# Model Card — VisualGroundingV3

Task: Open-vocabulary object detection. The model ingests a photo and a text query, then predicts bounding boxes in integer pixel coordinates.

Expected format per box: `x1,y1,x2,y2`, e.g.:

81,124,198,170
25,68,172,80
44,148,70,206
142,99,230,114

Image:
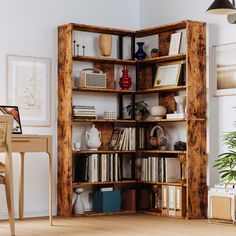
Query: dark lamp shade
207,0,236,15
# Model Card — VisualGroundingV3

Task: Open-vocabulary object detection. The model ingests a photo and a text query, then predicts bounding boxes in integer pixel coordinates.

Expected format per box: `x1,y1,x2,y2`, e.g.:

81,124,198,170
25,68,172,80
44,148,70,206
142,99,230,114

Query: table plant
126,101,149,120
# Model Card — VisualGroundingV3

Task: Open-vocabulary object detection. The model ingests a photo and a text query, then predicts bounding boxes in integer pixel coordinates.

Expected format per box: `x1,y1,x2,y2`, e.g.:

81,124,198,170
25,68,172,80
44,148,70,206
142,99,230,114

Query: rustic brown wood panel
186,21,206,119
94,63,115,89
139,65,153,89
96,124,114,150
159,92,177,114
186,21,207,219
158,31,174,56
187,120,207,218
58,24,73,217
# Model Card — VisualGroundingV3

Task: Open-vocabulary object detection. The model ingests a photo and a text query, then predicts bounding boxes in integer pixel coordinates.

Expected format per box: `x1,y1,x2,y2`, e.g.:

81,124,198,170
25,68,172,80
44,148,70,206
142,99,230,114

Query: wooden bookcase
58,20,206,219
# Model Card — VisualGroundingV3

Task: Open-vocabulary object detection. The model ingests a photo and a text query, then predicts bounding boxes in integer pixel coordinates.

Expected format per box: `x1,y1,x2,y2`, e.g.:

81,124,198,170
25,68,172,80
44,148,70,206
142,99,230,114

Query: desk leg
48,153,53,226
19,152,25,220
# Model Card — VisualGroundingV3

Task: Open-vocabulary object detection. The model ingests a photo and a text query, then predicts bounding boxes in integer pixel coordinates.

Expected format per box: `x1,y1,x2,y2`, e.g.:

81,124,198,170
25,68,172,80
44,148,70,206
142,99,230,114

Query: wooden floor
0,215,235,236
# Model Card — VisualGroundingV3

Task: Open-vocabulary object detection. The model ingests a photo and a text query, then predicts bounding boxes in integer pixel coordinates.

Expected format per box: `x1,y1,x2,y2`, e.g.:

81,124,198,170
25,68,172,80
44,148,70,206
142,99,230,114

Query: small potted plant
126,101,149,120
214,130,236,183
150,48,159,58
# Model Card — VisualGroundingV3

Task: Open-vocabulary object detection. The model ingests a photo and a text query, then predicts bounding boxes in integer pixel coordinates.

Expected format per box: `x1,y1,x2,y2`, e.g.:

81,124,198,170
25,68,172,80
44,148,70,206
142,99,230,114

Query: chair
0,115,15,235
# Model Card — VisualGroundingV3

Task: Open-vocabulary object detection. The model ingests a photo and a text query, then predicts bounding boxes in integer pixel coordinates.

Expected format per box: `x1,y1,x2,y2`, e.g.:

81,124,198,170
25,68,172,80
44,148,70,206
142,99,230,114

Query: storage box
208,187,236,223
93,190,121,213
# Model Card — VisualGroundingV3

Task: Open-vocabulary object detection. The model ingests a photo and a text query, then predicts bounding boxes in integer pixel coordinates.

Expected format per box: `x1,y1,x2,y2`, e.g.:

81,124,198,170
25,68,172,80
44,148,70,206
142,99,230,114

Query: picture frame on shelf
213,43,236,96
169,32,182,55
153,61,183,88
7,55,51,126
0,105,22,134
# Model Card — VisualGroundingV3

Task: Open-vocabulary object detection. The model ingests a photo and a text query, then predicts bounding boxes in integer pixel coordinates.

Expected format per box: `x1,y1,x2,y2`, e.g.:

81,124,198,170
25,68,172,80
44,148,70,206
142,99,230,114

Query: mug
74,142,81,151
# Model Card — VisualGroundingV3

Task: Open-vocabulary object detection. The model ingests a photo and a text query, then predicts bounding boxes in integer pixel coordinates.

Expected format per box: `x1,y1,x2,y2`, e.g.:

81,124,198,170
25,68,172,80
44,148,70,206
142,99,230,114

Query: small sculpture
174,95,186,114
86,124,101,150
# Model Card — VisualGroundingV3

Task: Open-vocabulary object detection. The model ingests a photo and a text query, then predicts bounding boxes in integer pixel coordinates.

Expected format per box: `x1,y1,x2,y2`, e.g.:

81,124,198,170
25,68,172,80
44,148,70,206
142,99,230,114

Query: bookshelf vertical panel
58,24,73,217
186,21,207,219
186,21,206,119
187,120,207,218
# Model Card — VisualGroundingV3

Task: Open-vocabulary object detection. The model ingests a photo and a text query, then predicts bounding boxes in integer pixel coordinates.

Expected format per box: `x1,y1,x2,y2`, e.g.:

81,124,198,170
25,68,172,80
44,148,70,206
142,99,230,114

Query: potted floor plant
214,131,236,183
126,101,149,120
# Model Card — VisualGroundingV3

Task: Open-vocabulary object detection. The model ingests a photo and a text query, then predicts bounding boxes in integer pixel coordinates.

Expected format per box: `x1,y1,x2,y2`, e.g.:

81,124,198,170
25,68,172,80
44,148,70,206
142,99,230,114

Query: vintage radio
79,68,106,88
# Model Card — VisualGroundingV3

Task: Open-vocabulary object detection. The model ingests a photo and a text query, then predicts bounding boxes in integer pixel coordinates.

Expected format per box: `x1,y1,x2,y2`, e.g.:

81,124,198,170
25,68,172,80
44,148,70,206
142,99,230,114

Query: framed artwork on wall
0,106,22,134
7,55,51,126
213,43,236,96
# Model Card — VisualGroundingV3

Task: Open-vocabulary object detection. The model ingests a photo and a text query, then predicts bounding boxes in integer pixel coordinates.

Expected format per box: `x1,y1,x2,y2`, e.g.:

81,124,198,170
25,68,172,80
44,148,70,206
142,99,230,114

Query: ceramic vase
119,65,132,90
73,188,85,214
99,34,112,57
150,105,167,119
135,42,147,60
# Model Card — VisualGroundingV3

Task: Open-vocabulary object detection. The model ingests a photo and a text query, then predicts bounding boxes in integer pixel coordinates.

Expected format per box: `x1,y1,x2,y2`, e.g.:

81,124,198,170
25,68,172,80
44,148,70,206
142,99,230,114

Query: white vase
150,105,167,119
73,188,85,215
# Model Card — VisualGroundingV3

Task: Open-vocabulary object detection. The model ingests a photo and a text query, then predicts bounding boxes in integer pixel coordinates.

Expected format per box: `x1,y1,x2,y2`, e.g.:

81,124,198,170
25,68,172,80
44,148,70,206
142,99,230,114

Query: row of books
109,127,136,150
141,157,181,183
73,105,96,119
73,154,121,182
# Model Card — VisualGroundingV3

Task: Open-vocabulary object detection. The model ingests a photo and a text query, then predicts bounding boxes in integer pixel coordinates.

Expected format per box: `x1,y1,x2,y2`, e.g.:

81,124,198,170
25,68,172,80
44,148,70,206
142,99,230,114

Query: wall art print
7,55,51,126
213,43,236,96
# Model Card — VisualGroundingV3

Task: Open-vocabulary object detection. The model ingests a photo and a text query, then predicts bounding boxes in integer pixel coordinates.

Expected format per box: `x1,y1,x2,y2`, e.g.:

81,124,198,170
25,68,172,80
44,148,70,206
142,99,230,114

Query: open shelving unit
58,20,206,219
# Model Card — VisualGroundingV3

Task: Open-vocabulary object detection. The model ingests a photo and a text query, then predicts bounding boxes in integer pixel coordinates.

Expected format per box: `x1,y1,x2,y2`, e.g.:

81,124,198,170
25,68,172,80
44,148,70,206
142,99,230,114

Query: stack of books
109,127,136,151
141,157,180,183
73,105,96,119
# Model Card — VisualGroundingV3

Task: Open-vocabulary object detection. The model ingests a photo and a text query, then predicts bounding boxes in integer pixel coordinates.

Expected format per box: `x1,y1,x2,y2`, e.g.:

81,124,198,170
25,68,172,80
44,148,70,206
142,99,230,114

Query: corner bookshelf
58,20,206,218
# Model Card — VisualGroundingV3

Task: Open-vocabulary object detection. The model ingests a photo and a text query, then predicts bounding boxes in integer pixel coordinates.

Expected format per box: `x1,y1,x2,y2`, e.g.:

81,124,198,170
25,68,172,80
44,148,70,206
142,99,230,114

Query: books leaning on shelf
141,157,181,183
73,105,96,119
73,154,121,183
109,127,136,151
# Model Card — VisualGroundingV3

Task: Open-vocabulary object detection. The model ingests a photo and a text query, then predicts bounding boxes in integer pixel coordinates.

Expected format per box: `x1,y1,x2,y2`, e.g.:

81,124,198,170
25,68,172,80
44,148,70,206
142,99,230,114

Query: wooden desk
12,134,53,225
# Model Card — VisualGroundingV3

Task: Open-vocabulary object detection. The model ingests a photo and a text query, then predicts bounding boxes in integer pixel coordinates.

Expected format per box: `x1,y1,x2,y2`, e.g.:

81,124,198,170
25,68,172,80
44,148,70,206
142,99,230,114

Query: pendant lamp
206,0,236,15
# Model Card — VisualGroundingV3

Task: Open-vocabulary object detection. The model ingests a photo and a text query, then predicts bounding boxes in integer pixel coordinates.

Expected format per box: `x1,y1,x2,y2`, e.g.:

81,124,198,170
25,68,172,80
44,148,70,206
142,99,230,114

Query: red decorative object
119,65,132,90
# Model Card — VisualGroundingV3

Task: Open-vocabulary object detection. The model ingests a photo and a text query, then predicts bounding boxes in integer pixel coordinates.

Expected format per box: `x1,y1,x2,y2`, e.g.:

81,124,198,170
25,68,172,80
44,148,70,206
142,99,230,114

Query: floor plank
0,215,235,236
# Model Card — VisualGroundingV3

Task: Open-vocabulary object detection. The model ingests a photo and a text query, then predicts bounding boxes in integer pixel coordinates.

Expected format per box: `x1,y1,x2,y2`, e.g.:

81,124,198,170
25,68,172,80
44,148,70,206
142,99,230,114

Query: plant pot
151,52,159,58
135,114,142,120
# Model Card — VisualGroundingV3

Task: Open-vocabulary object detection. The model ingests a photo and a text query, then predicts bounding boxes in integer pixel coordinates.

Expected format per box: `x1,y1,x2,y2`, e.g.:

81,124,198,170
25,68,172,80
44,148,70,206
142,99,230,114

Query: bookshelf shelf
73,180,137,187
138,181,186,186
136,150,186,154
73,56,136,65
72,119,136,123
73,150,136,155
138,54,186,64
74,210,136,217
73,87,136,94
136,86,186,94
136,119,186,123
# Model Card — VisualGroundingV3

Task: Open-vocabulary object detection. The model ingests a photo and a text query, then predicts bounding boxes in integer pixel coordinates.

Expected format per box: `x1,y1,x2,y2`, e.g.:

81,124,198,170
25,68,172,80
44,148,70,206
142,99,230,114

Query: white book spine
114,154,118,182
151,157,155,182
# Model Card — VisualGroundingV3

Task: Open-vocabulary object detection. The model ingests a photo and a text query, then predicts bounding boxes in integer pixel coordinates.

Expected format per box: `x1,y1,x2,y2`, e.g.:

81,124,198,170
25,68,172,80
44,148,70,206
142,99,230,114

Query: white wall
139,0,236,187
0,0,139,218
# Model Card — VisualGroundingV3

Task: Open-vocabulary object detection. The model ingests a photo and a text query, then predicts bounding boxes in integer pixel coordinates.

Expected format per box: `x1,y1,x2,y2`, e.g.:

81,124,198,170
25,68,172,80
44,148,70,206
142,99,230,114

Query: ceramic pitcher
86,124,101,150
